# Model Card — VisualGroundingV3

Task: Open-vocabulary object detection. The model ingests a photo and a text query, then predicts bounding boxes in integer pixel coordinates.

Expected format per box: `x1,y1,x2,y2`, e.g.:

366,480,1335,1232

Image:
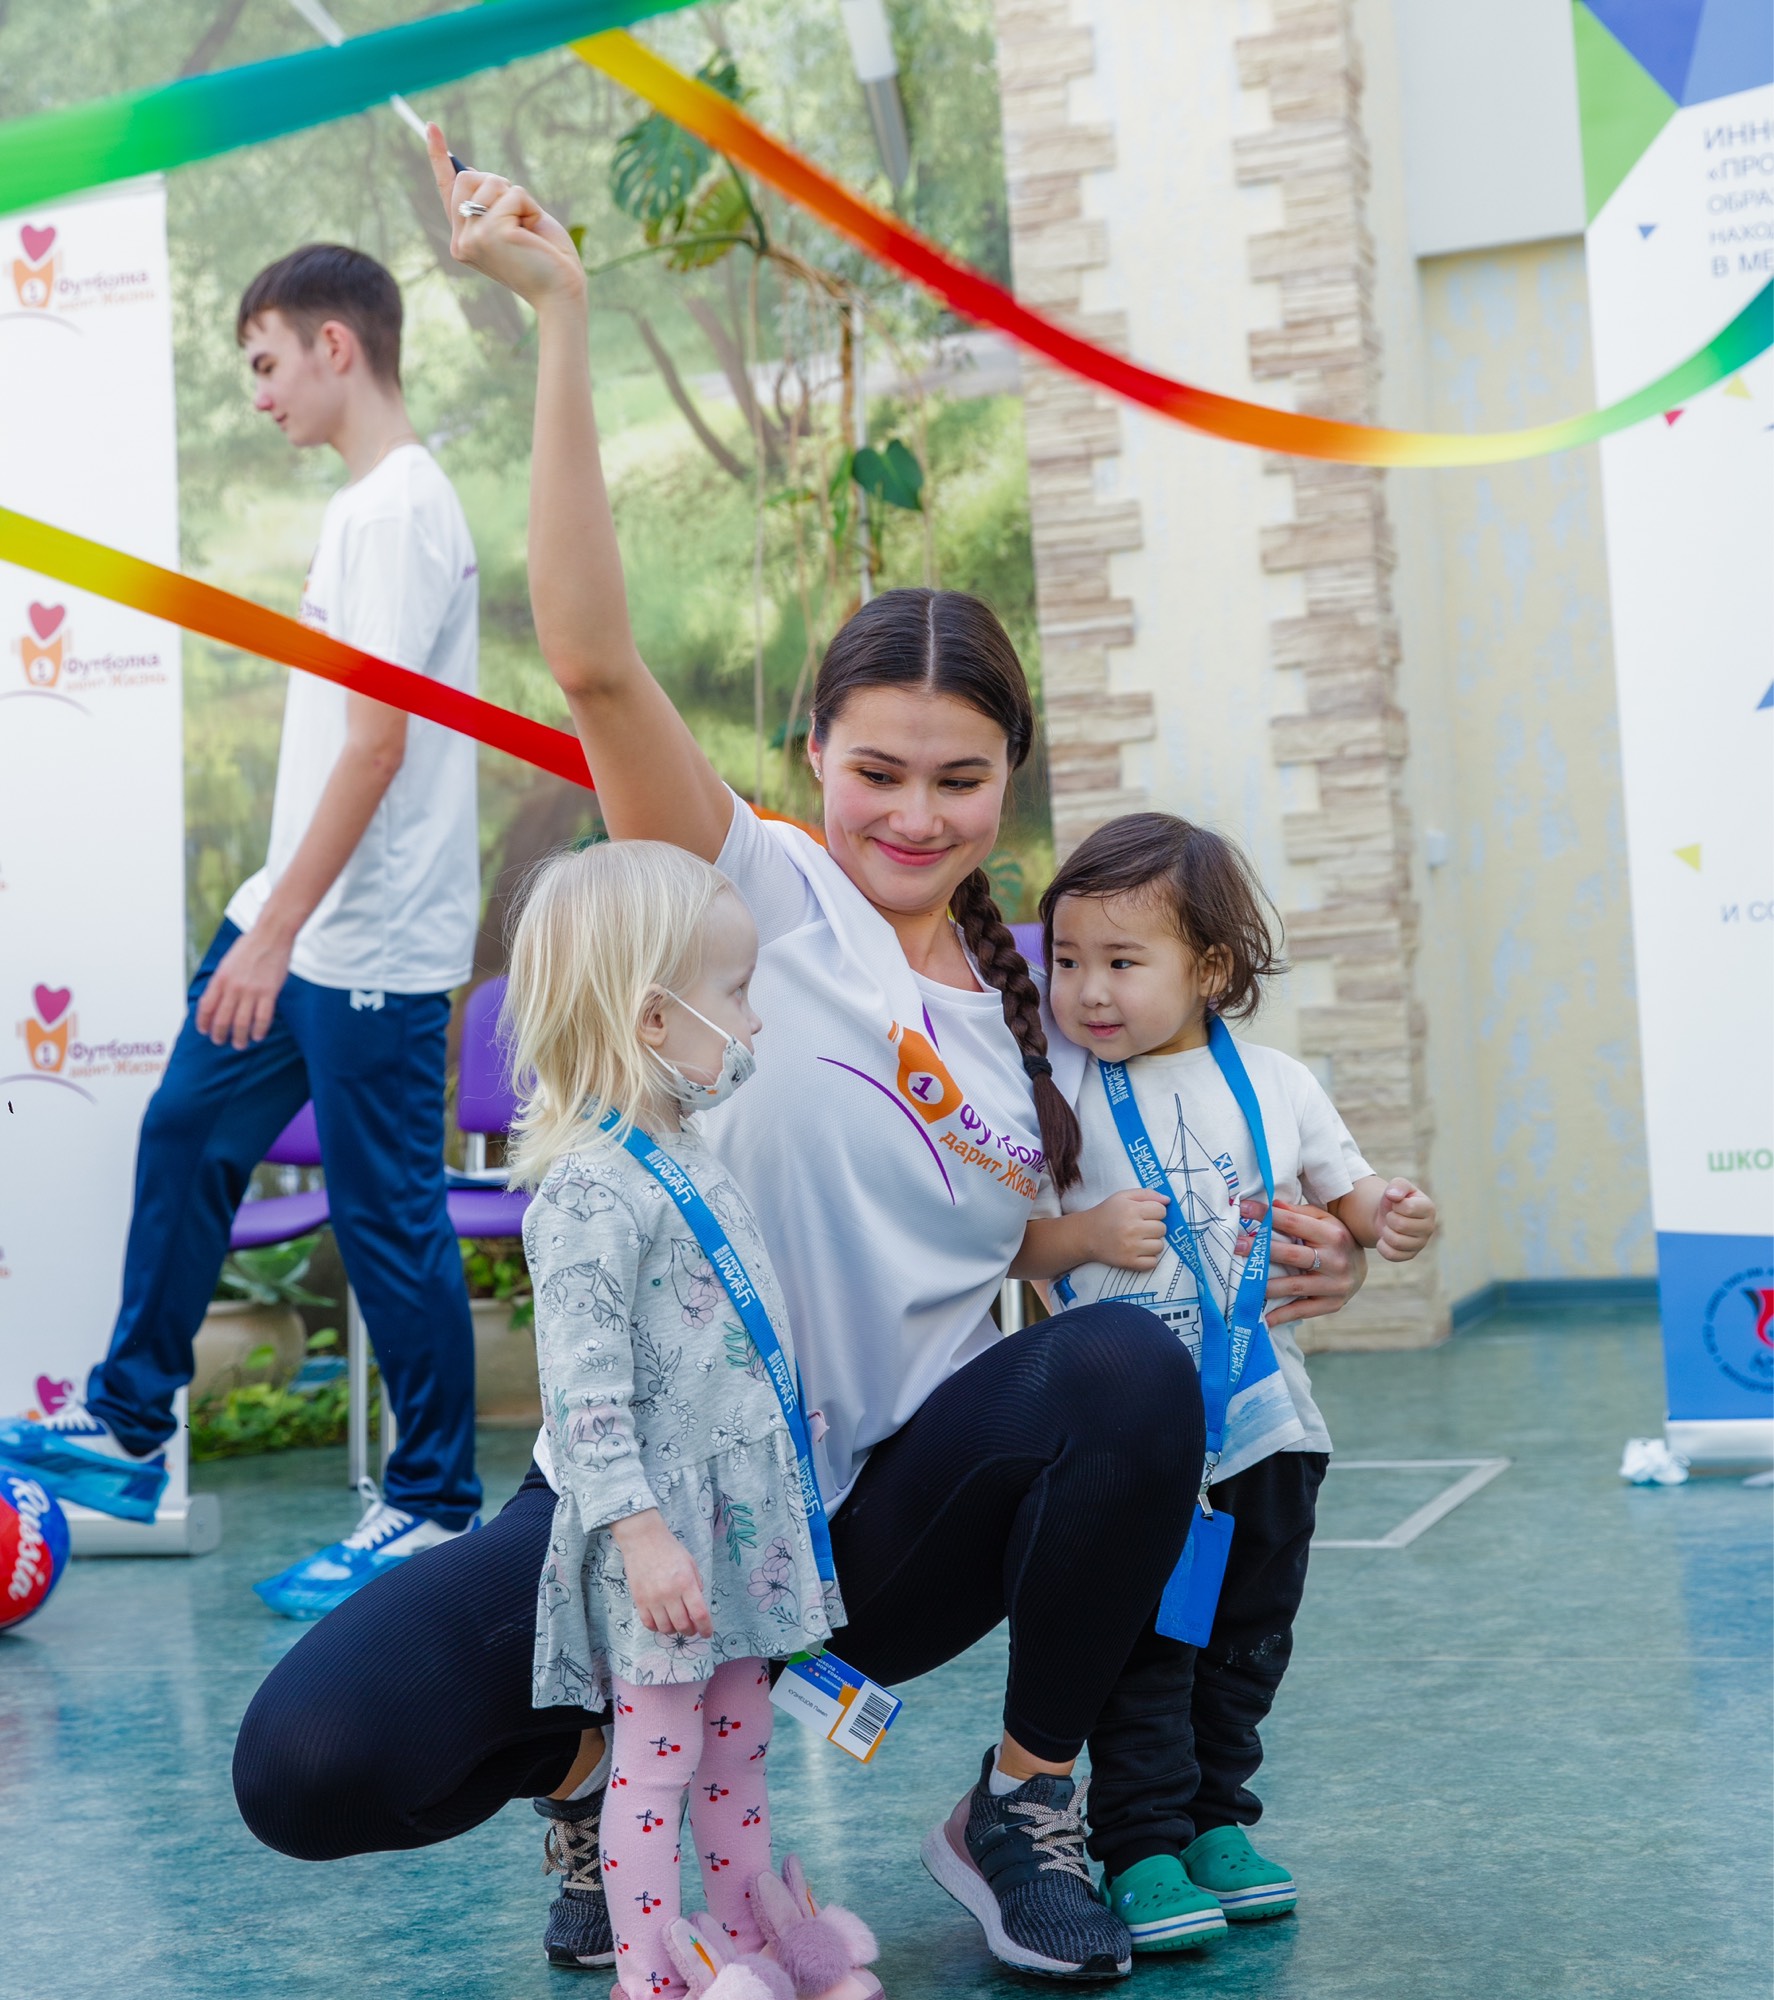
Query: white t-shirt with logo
692,797,1049,1510
225,444,480,994
1034,1039,1374,1458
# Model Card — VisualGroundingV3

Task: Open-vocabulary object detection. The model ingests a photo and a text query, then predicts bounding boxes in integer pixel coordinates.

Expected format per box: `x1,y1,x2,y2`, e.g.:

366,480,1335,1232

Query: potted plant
193,1237,332,1403
461,1238,538,1423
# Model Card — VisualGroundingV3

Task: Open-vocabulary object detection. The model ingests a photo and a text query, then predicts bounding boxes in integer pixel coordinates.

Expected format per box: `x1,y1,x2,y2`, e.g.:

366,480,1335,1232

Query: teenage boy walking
2,246,484,1611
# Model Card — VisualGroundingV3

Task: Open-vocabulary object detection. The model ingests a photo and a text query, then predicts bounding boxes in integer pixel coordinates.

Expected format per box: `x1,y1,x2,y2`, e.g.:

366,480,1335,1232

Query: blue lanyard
601,1114,835,1584
1094,1017,1274,1470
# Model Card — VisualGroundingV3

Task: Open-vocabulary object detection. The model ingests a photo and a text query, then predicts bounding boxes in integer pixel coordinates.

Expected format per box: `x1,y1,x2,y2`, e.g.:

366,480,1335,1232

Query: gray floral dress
527,1121,842,1710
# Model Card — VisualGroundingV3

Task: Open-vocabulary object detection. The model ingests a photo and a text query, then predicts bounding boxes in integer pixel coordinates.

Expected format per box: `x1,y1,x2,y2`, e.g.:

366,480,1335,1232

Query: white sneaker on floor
253,1478,479,1618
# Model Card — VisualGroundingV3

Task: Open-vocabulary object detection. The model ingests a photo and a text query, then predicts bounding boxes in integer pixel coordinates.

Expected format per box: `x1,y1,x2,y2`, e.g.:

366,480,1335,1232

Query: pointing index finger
424,122,458,203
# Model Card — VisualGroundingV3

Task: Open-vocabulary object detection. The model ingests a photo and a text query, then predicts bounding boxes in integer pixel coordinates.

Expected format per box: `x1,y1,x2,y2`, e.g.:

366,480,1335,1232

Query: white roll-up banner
1572,1,1773,1463
0,182,189,1510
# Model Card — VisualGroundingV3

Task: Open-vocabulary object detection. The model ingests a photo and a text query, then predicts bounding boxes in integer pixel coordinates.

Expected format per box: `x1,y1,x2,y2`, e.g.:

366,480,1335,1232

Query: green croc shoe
1181,1825,1297,1921
1102,1855,1230,1953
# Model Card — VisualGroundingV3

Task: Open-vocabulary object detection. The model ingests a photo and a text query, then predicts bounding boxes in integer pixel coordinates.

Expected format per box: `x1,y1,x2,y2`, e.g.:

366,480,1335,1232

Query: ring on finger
458,199,490,218
1310,1250,1323,1274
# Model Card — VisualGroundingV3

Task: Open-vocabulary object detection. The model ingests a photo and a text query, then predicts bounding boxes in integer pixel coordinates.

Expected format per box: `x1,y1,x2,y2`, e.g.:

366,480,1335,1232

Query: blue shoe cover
252,1516,481,1620
253,1541,387,1620
0,1419,167,1523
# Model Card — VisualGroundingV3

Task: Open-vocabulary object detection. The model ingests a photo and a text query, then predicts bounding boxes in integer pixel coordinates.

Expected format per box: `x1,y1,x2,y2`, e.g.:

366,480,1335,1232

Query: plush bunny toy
663,1857,882,2000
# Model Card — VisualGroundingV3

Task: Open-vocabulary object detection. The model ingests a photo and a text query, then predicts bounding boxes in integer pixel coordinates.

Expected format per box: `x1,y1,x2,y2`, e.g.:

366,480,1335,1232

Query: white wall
1070,0,1318,1062
1395,0,1587,255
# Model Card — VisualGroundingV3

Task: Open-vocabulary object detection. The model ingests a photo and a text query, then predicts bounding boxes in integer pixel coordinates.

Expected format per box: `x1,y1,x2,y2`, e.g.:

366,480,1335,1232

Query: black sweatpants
1083,1449,1328,1876
233,1302,1203,1864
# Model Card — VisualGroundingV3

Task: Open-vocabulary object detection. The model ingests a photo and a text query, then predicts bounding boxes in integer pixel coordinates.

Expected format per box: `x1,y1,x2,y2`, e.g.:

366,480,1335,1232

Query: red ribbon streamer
1,505,594,788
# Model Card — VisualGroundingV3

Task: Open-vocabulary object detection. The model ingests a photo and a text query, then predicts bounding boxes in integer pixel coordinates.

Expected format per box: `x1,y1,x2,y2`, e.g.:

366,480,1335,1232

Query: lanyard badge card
1097,1018,1276,1647
1157,1497,1235,1647
770,1651,903,1764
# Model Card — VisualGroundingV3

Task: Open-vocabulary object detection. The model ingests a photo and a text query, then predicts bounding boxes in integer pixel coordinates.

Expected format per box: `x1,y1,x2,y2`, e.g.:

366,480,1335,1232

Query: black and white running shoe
535,1790,615,1970
921,1747,1132,1981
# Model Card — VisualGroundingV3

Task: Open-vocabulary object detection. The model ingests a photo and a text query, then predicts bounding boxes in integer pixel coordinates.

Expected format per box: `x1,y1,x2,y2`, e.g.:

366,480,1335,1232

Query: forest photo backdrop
0,0,1051,983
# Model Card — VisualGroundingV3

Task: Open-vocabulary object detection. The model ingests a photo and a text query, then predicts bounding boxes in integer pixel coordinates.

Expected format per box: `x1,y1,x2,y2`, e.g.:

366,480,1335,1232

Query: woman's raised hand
425,124,584,308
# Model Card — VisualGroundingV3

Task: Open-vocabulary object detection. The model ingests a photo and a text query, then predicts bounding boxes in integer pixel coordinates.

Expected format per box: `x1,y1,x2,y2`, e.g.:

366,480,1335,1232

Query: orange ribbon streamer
573,31,1769,468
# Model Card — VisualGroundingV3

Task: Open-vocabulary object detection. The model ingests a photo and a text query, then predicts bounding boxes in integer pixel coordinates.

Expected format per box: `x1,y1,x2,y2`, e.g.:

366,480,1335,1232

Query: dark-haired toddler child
1015,811,1436,1951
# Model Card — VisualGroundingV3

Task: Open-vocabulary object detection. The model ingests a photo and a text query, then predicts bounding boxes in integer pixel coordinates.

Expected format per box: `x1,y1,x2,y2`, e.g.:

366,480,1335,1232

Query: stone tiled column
991,0,1152,855
1236,0,1440,1346
993,0,1442,1346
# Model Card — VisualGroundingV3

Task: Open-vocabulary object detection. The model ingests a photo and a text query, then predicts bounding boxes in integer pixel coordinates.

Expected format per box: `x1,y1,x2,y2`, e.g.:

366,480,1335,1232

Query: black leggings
233,1301,1202,1862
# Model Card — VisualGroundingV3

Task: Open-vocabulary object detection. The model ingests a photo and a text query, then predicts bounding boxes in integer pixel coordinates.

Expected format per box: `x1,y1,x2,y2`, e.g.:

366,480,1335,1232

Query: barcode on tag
770,1651,902,1764
835,1686,896,1758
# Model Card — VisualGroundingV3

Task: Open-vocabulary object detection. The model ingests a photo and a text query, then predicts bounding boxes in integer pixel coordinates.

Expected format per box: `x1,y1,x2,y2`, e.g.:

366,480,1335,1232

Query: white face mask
649,991,757,1113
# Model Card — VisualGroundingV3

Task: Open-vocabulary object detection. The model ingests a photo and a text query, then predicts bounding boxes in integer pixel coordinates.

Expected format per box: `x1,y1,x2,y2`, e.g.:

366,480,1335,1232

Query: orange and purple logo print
20,983,73,1073
11,223,56,310
888,1022,964,1124
20,602,65,687
819,1016,1044,1205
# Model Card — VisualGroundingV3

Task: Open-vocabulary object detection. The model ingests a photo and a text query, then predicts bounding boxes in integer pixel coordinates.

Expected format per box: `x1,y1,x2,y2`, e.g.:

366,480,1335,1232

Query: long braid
950,868,1082,1190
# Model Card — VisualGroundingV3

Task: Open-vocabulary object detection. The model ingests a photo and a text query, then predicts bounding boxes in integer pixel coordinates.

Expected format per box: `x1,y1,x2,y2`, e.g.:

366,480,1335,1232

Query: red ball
0,1467,70,1630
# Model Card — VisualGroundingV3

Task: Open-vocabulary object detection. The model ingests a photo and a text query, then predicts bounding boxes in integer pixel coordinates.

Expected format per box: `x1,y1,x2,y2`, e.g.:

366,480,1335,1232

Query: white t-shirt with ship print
1034,1038,1372,1460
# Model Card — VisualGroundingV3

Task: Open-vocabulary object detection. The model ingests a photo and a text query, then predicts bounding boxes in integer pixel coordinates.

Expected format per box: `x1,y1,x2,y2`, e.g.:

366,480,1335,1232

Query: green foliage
0,0,1050,960
985,848,1025,914
851,438,924,513
190,1327,368,1461
610,55,745,234
612,103,714,234
667,174,756,269
213,1235,334,1309
461,1237,534,1330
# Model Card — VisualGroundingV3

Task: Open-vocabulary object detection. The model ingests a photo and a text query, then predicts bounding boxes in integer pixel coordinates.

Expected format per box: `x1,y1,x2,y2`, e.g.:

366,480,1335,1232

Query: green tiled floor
3,1306,1768,1999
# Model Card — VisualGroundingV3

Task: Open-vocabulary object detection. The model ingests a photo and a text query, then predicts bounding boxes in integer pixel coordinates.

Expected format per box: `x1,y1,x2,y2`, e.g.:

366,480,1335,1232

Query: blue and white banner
1573,3,1773,1462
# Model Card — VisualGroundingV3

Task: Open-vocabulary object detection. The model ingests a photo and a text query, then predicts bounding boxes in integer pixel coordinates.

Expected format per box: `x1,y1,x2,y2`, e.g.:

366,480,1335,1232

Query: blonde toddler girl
507,841,842,1999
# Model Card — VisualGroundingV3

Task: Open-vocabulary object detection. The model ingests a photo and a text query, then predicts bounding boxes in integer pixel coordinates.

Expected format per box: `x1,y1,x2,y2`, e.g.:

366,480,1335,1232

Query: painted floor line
1315,1456,1512,1549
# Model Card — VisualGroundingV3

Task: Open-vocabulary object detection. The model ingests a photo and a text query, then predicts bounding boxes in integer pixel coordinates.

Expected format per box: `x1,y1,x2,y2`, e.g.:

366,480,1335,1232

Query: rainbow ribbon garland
0,0,687,215
0,13,1764,467
0,506,595,790
1,10,1768,778
0,504,817,829
574,32,1771,467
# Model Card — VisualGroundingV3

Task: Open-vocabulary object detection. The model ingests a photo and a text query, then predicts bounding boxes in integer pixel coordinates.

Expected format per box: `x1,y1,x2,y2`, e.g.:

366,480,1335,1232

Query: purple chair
229,1102,329,1251
228,1101,388,1486
446,977,531,1239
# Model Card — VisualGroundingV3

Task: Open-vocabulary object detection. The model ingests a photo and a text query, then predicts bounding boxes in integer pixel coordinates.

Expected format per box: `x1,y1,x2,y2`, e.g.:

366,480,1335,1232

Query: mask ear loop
663,990,730,1041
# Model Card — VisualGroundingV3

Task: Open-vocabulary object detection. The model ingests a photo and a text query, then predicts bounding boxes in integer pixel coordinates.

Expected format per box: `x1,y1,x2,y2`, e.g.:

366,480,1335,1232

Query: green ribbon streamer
0,0,688,217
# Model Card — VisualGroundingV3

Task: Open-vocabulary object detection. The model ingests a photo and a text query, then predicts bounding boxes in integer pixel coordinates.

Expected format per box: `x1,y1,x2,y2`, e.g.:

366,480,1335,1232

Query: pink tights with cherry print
603,1658,776,1999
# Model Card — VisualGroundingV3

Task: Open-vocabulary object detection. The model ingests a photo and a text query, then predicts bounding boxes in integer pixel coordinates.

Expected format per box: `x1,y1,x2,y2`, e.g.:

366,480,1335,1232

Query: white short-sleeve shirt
225,444,480,994
1034,1039,1373,1457
697,796,1048,1509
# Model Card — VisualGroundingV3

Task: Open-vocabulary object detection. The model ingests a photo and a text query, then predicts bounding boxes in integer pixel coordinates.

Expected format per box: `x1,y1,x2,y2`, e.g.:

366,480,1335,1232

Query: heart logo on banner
34,1375,75,1418
19,223,56,263
32,985,71,1024
27,602,65,641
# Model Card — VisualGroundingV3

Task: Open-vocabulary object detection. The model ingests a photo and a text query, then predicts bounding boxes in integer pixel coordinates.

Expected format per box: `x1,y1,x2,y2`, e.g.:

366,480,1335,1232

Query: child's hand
610,1509,713,1637
1375,1180,1437,1261
1087,1189,1171,1271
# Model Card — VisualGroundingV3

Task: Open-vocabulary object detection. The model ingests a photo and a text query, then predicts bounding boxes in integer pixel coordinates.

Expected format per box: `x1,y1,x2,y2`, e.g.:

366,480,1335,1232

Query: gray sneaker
921,1748,1132,1980
536,1791,615,1970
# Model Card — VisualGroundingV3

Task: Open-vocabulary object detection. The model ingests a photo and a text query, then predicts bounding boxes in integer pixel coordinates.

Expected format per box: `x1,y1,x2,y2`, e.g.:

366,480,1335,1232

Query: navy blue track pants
85,922,480,1527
